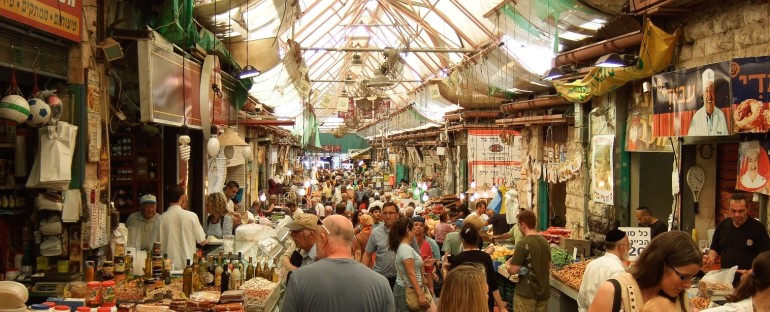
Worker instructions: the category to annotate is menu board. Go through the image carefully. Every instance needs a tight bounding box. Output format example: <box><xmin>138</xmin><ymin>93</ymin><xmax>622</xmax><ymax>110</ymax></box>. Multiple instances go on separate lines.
<box><xmin>467</xmin><ymin>129</ymin><xmax>521</xmax><ymax>188</ymax></box>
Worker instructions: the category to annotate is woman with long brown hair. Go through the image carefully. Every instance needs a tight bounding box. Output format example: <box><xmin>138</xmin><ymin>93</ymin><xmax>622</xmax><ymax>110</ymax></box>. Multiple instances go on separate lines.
<box><xmin>589</xmin><ymin>231</ymin><xmax>702</xmax><ymax>312</ymax></box>
<box><xmin>438</xmin><ymin>263</ymin><xmax>488</xmax><ymax>312</ymax></box>
<box><xmin>205</xmin><ymin>192</ymin><xmax>233</xmax><ymax>239</ymax></box>
<box><xmin>389</xmin><ymin>217</ymin><xmax>431</xmax><ymax>312</ymax></box>
<box><xmin>702</xmin><ymin>250</ymin><xmax>770</xmax><ymax>311</ymax></box>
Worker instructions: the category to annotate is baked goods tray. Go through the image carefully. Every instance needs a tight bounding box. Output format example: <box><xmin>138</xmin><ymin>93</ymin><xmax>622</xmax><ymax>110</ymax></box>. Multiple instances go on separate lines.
<box><xmin>245</xmin><ymin>283</ymin><xmax>284</xmax><ymax>312</ymax></box>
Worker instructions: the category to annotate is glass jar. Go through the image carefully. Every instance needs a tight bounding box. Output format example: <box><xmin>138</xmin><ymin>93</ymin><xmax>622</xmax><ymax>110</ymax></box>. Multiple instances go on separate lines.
<box><xmin>102</xmin><ymin>261</ymin><xmax>114</xmax><ymax>280</ymax></box>
<box><xmin>143</xmin><ymin>278</ymin><xmax>157</xmax><ymax>297</ymax></box>
<box><xmin>87</xmin><ymin>281</ymin><xmax>102</xmax><ymax>307</ymax></box>
<box><xmin>68</xmin><ymin>281</ymin><xmax>87</xmax><ymax>298</ymax></box>
<box><xmin>30</xmin><ymin>304</ymin><xmax>49</xmax><ymax>312</ymax></box>
<box><xmin>100</xmin><ymin>280</ymin><xmax>116</xmax><ymax>305</ymax></box>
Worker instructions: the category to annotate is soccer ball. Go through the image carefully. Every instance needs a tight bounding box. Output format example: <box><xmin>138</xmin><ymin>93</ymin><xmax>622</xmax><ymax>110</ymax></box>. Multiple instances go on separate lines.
<box><xmin>0</xmin><ymin>95</ymin><xmax>30</xmax><ymax>125</ymax></box>
<box><xmin>26</xmin><ymin>98</ymin><xmax>51</xmax><ymax>127</ymax></box>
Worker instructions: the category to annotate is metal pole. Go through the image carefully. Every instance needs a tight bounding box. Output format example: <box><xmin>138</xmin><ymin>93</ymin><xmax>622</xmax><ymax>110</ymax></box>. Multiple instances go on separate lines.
<box><xmin>300</xmin><ymin>47</ymin><xmax>478</xmax><ymax>53</ymax></box>
<box><xmin>310</xmin><ymin>79</ymin><xmax>423</xmax><ymax>83</ymax></box>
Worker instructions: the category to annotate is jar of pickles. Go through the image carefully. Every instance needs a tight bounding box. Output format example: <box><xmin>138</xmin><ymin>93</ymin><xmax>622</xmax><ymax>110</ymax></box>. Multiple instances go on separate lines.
<box><xmin>100</xmin><ymin>280</ymin><xmax>116</xmax><ymax>305</ymax></box>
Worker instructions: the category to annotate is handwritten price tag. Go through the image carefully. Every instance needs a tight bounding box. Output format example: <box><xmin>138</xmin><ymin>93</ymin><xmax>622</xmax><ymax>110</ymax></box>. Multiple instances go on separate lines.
<box><xmin>618</xmin><ymin>227</ymin><xmax>651</xmax><ymax>261</ymax></box>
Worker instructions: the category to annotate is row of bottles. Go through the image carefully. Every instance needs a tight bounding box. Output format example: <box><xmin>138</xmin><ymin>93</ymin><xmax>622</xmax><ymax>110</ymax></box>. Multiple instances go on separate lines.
<box><xmin>181</xmin><ymin>251</ymin><xmax>279</xmax><ymax>296</ymax></box>
<box><xmin>0</xmin><ymin>195</ymin><xmax>27</xmax><ymax>209</ymax></box>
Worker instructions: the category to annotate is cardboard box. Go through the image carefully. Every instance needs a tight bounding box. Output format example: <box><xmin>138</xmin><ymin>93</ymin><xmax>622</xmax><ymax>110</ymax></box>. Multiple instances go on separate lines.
<box><xmin>559</xmin><ymin>238</ymin><xmax>591</xmax><ymax>258</ymax></box>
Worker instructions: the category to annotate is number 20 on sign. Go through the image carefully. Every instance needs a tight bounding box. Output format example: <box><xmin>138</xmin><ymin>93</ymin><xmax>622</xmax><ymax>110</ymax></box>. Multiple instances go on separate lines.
<box><xmin>618</xmin><ymin>227</ymin><xmax>651</xmax><ymax>261</ymax></box>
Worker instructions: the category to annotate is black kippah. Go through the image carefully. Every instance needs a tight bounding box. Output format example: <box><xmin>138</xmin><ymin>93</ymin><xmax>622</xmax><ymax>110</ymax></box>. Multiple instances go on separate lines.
<box><xmin>605</xmin><ymin>229</ymin><xmax>627</xmax><ymax>243</ymax></box>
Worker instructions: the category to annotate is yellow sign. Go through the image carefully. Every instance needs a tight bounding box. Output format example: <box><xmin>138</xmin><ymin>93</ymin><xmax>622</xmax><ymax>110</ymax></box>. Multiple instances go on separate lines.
<box><xmin>552</xmin><ymin>22</ymin><xmax>679</xmax><ymax>103</ymax></box>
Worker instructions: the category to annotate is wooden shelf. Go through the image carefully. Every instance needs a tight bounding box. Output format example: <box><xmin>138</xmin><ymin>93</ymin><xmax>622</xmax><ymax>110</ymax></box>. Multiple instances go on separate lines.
<box><xmin>0</xmin><ymin>209</ymin><xmax>25</xmax><ymax>216</ymax></box>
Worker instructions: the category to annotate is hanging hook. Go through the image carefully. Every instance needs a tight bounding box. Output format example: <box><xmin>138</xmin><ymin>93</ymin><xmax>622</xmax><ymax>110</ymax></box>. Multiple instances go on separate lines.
<box><xmin>32</xmin><ymin>47</ymin><xmax>41</xmax><ymax>71</ymax></box>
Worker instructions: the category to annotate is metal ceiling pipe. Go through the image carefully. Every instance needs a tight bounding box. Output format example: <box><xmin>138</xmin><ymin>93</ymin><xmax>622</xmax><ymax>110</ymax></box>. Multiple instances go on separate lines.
<box><xmin>461</xmin><ymin>111</ymin><xmax>501</xmax><ymax>119</ymax></box>
<box><xmin>553</xmin><ymin>31</ymin><xmax>643</xmax><ymax>66</ymax></box>
<box><xmin>500</xmin><ymin>96</ymin><xmax>569</xmax><ymax>113</ymax></box>
<box><xmin>239</xmin><ymin>119</ymin><xmax>296</xmax><ymax>126</ymax></box>
<box><xmin>300</xmin><ymin>47</ymin><xmax>478</xmax><ymax>53</ymax></box>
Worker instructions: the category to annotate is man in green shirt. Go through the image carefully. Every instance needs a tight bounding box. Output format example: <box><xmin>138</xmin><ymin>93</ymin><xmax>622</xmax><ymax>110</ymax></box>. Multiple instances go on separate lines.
<box><xmin>491</xmin><ymin>208</ymin><xmax>526</xmax><ymax>244</ymax></box>
<box><xmin>507</xmin><ymin>210</ymin><xmax>550</xmax><ymax>312</ymax></box>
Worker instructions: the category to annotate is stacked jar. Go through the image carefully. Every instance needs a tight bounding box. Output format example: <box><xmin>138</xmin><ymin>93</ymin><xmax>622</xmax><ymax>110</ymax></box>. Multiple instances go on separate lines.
<box><xmin>86</xmin><ymin>281</ymin><xmax>102</xmax><ymax>307</ymax></box>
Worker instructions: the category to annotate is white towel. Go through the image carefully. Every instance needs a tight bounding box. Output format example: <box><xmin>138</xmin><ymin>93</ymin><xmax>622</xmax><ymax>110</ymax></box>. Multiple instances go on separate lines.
<box><xmin>40</xmin><ymin>216</ymin><xmax>62</xmax><ymax>235</ymax></box>
<box><xmin>39</xmin><ymin>236</ymin><xmax>62</xmax><ymax>256</ymax></box>
<box><xmin>35</xmin><ymin>193</ymin><xmax>63</xmax><ymax>211</ymax></box>
<box><xmin>62</xmin><ymin>189</ymin><xmax>81</xmax><ymax>223</ymax></box>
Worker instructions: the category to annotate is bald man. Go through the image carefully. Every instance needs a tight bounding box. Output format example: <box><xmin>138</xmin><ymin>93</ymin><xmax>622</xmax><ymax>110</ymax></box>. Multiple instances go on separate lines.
<box><xmin>281</xmin><ymin>215</ymin><xmax>395</xmax><ymax>312</ymax></box>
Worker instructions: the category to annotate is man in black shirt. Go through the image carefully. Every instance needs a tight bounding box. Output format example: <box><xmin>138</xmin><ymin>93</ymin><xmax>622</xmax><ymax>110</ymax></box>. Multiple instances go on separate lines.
<box><xmin>635</xmin><ymin>206</ymin><xmax>668</xmax><ymax>238</ymax></box>
<box><xmin>708</xmin><ymin>193</ymin><xmax>770</xmax><ymax>285</ymax></box>
<box><xmin>486</xmin><ymin>212</ymin><xmax>512</xmax><ymax>236</ymax></box>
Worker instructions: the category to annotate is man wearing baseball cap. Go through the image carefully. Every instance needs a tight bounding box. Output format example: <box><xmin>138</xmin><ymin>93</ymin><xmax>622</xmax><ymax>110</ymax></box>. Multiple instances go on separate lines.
<box><xmin>688</xmin><ymin>68</ymin><xmax>728</xmax><ymax>136</ymax></box>
<box><xmin>281</xmin><ymin>214</ymin><xmax>320</xmax><ymax>273</ymax></box>
<box><xmin>125</xmin><ymin>194</ymin><xmax>161</xmax><ymax>251</ymax></box>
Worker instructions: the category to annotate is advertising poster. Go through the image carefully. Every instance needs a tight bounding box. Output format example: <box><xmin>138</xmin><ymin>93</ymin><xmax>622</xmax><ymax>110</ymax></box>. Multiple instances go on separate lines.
<box><xmin>626</xmin><ymin>91</ymin><xmax>675</xmax><ymax>152</ymax></box>
<box><xmin>737</xmin><ymin>140</ymin><xmax>770</xmax><ymax>195</ymax></box>
<box><xmin>731</xmin><ymin>57</ymin><xmax>770</xmax><ymax>133</ymax></box>
<box><xmin>652</xmin><ymin>62</ymin><xmax>732</xmax><ymax>137</ymax></box>
<box><xmin>591</xmin><ymin>135</ymin><xmax>614</xmax><ymax>205</ymax></box>
<box><xmin>468</xmin><ymin>129</ymin><xmax>521</xmax><ymax>188</ymax></box>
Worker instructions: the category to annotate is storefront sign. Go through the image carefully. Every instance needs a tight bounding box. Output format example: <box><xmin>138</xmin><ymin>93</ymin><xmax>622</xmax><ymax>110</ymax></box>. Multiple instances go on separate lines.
<box><xmin>626</xmin><ymin>92</ymin><xmax>675</xmax><ymax>152</ymax></box>
<box><xmin>731</xmin><ymin>57</ymin><xmax>770</xmax><ymax>133</ymax></box>
<box><xmin>737</xmin><ymin>140</ymin><xmax>770</xmax><ymax>195</ymax></box>
<box><xmin>591</xmin><ymin>135</ymin><xmax>614</xmax><ymax>205</ymax></box>
<box><xmin>468</xmin><ymin>129</ymin><xmax>521</xmax><ymax>188</ymax></box>
<box><xmin>652</xmin><ymin>62</ymin><xmax>732</xmax><ymax>137</ymax></box>
<box><xmin>322</xmin><ymin>145</ymin><xmax>341</xmax><ymax>153</ymax></box>
<box><xmin>618</xmin><ymin>227</ymin><xmax>651</xmax><ymax>261</ymax></box>
<box><xmin>0</xmin><ymin>0</ymin><xmax>82</xmax><ymax>42</ymax></box>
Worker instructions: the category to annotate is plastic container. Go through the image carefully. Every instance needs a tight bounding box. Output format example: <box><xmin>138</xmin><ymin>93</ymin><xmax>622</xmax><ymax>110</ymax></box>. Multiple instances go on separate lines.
<box><xmin>86</xmin><ymin>281</ymin><xmax>101</xmax><ymax>307</ymax></box>
<box><xmin>53</xmin><ymin>306</ymin><xmax>69</xmax><ymax>312</ymax></box>
<box><xmin>0</xmin><ymin>281</ymin><xmax>28</xmax><ymax>308</ymax></box>
<box><xmin>76</xmin><ymin>307</ymin><xmax>91</xmax><ymax>312</ymax></box>
<box><xmin>97</xmin><ymin>307</ymin><xmax>112</xmax><ymax>312</ymax></box>
<box><xmin>100</xmin><ymin>280</ymin><xmax>116</xmax><ymax>305</ymax></box>
<box><xmin>30</xmin><ymin>305</ymin><xmax>49</xmax><ymax>311</ymax></box>
<box><xmin>68</xmin><ymin>281</ymin><xmax>87</xmax><ymax>298</ymax></box>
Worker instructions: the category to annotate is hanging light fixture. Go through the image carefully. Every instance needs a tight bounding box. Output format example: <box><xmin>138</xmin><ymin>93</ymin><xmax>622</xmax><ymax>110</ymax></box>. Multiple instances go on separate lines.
<box><xmin>542</xmin><ymin>65</ymin><xmax>576</xmax><ymax>81</ymax></box>
<box><xmin>422</xmin><ymin>193</ymin><xmax>429</xmax><ymax>202</ymax></box>
<box><xmin>179</xmin><ymin>125</ymin><xmax>191</xmax><ymax>161</ymax></box>
<box><xmin>217</xmin><ymin>126</ymin><xmax>248</xmax><ymax>159</ymax></box>
<box><xmin>178</xmin><ymin>52</ymin><xmax>191</xmax><ymax>161</ymax></box>
<box><xmin>286</xmin><ymin>169</ymin><xmax>293</xmax><ymax>176</ymax></box>
<box><xmin>413</xmin><ymin>188</ymin><xmax>420</xmax><ymax>196</ymax></box>
<box><xmin>470</xmin><ymin>180</ymin><xmax>477</xmax><ymax>189</ymax></box>
<box><xmin>298</xmin><ymin>188</ymin><xmax>306</xmax><ymax>196</ymax></box>
<box><xmin>239</xmin><ymin>65</ymin><xmax>260</xmax><ymax>79</ymax></box>
<box><xmin>207</xmin><ymin>126</ymin><xmax>221</xmax><ymax>158</ymax></box>
<box><xmin>242</xmin><ymin>138</ymin><xmax>252</xmax><ymax>161</ymax></box>
<box><xmin>459</xmin><ymin>193</ymin><xmax>465</xmax><ymax>200</ymax></box>
<box><xmin>595</xmin><ymin>53</ymin><xmax>638</xmax><ymax>68</ymax></box>
<box><xmin>350</xmin><ymin>54</ymin><xmax>364</xmax><ymax>75</ymax></box>
<box><xmin>259</xmin><ymin>192</ymin><xmax>266</xmax><ymax>202</ymax></box>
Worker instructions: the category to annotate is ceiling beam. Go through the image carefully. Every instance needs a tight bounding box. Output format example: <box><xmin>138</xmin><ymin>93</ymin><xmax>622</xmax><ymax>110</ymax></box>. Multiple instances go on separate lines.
<box><xmin>483</xmin><ymin>0</ymin><xmax>515</xmax><ymax>19</ymax></box>
<box><xmin>421</xmin><ymin>0</ymin><xmax>478</xmax><ymax>49</ymax></box>
<box><xmin>299</xmin><ymin>46</ymin><xmax>477</xmax><ymax>53</ymax></box>
<box><xmin>448</xmin><ymin>0</ymin><xmax>495</xmax><ymax>38</ymax></box>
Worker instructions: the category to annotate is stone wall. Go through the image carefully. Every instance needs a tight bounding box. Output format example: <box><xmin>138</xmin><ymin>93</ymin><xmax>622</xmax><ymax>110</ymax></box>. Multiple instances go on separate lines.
<box><xmin>587</xmin><ymin>92</ymin><xmax>620</xmax><ymax>252</ymax></box>
<box><xmin>672</xmin><ymin>0</ymin><xmax>770</xmax><ymax>239</ymax></box>
<box><xmin>677</xmin><ymin>0</ymin><xmax>770</xmax><ymax>69</ymax></box>
<box><xmin>565</xmin><ymin>125</ymin><xmax>586</xmax><ymax>238</ymax></box>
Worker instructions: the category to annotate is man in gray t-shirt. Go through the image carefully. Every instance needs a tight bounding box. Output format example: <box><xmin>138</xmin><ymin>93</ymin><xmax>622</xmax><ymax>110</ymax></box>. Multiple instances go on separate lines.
<box><xmin>281</xmin><ymin>215</ymin><xmax>395</xmax><ymax>312</ymax></box>
<box><xmin>362</xmin><ymin>202</ymin><xmax>419</xmax><ymax>288</ymax></box>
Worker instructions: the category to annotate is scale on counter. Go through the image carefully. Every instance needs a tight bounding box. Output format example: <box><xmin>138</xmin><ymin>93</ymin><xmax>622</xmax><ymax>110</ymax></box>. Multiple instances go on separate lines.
<box><xmin>29</xmin><ymin>272</ymin><xmax>83</xmax><ymax>298</ymax></box>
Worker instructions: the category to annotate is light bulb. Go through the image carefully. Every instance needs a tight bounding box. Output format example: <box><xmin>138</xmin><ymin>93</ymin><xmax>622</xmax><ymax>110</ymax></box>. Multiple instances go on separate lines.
<box><xmin>421</xmin><ymin>182</ymin><xmax>428</xmax><ymax>191</ymax></box>
<box><xmin>413</xmin><ymin>188</ymin><xmax>420</xmax><ymax>196</ymax></box>
<box><xmin>299</xmin><ymin>188</ymin><xmax>306</xmax><ymax>196</ymax></box>
<box><xmin>304</xmin><ymin>181</ymin><xmax>311</xmax><ymax>188</ymax></box>
<box><xmin>422</xmin><ymin>193</ymin><xmax>429</xmax><ymax>201</ymax></box>
<box><xmin>470</xmin><ymin>181</ymin><xmax>477</xmax><ymax>189</ymax></box>
<box><xmin>242</xmin><ymin>145</ymin><xmax>252</xmax><ymax>160</ymax></box>
<box><xmin>178</xmin><ymin>136</ymin><xmax>191</xmax><ymax>161</ymax></box>
<box><xmin>491</xmin><ymin>185</ymin><xmax>498</xmax><ymax>194</ymax></box>
<box><xmin>259</xmin><ymin>193</ymin><xmax>266</xmax><ymax>202</ymax></box>
<box><xmin>482</xmin><ymin>191</ymin><xmax>488</xmax><ymax>198</ymax></box>
<box><xmin>207</xmin><ymin>136</ymin><xmax>220</xmax><ymax>158</ymax></box>
<box><xmin>287</xmin><ymin>170</ymin><xmax>293</xmax><ymax>176</ymax></box>
<box><xmin>459</xmin><ymin>193</ymin><xmax>465</xmax><ymax>200</ymax></box>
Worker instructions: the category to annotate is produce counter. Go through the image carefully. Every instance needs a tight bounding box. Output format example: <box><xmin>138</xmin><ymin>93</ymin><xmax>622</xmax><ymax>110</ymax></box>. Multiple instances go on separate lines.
<box><xmin>548</xmin><ymin>260</ymin><xmax>589</xmax><ymax>312</ymax></box>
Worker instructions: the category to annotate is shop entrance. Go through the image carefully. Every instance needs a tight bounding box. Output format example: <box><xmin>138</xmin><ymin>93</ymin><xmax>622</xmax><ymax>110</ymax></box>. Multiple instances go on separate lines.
<box><xmin>634</xmin><ymin>152</ymin><xmax>674</xmax><ymax>226</ymax></box>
